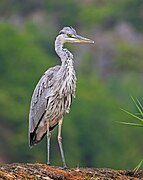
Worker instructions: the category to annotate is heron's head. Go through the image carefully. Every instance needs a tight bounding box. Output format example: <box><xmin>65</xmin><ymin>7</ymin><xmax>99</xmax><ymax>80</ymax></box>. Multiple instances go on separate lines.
<box><xmin>58</xmin><ymin>27</ymin><xmax>94</xmax><ymax>44</ymax></box>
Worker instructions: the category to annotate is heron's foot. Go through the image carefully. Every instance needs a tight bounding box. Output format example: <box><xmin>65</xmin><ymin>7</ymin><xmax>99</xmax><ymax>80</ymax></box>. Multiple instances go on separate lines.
<box><xmin>47</xmin><ymin>162</ymin><xmax>51</xmax><ymax>166</ymax></box>
<box><xmin>62</xmin><ymin>164</ymin><xmax>68</xmax><ymax>169</ymax></box>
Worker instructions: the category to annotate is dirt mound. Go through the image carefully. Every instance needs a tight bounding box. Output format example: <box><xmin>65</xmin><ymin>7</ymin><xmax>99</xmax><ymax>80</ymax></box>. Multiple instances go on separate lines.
<box><xmin>0</xmin><ymin>163</ymin><xmax>143</xmax><ymax>180</ymax></box>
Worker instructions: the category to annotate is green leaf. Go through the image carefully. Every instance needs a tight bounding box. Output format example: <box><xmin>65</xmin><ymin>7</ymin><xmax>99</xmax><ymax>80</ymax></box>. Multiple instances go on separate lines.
<box><xmin>120</xmin><ymin>108</ymin><xmax>143</xmax><ymax>123</ymax></box>
<box><xmin>133</xmin><ymin>159</ymin><xmax>143</xmax><ymax>174</ymax></box>
<box><xmin>137</xmin><ymin>98</ymin><xmax>143</xmax><ymax>117</ymax></box>
<box><xmin>131</xmin><ymin>96</ymin><xmax>143</xmax><ymax>118</ymax></box>
<box><xmin>116</xmin><ymin>121</ymin><xmax>143</xmax><ymax>127</ymax></box>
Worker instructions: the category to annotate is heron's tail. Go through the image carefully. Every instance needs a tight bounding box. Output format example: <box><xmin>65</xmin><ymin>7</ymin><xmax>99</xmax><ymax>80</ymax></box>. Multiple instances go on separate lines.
<box><xmin>29</xmin><ymin>132</ymin><xmax>36</xmax><ymax>147</ymax></box>
<box><xmin>29</xmin><ymin>131</ymin><xmax>47</xmax><ymax>148</ymax></box>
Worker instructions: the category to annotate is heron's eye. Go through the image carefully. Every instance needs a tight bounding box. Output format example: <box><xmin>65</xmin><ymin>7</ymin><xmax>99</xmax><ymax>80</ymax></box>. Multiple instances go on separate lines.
<box><xmin>67</xmin><ymin>34</ymin><xmax>74</xmax><ymax>38</ymax></box>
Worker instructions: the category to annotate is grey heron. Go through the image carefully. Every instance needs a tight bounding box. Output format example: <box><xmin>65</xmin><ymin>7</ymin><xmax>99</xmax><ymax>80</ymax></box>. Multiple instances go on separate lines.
<box><xmin>29</xmin><ymin>27</ymin><xmax>94</xmax><ymax>168</ymax></box>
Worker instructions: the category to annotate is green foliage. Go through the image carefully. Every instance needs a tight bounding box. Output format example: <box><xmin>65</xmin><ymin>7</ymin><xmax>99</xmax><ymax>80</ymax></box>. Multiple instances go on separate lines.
<box><xmin>116</xmin><ymin>0</ymin><xmax>143</xmax><ymax>31</ymax></box>
<box><xmin>0</xmin><ymin>23</ymin><xmax>55</xmax><ymax>162</ymax></box>
<box><xmin>0</xmin><ymin>23</ymin><xmax>54</xmax><ymax>122</ymax></box>
<box><xmin>80</xmin><ymin>0</ymin><xmax>143</xmax><ymax>31</ymax></box>
<box><xmin>116</xmin><ymin>42</ymin><xmax>143</xmax><ymax>71</ymax></box>
<box><xmin>80</xmin><ymin>2</ymin><xmax>116</xmax><ymax>26</ymax></box>
<box><xmin>45</xmin><ymin>0</ymin><xmax>80</xmax><ymax>26</ymax></box>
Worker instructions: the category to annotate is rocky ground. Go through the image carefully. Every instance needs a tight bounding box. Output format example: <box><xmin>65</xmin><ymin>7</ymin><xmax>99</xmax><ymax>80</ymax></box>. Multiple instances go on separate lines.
<box><xmin>0</xmin><ymin>163</ymin><xmax>143</xmax><ymax>180</ymax></box>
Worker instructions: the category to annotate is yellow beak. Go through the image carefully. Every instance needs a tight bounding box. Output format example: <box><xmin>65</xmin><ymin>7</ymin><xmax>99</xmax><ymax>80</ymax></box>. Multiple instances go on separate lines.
<box><xmin>75</xmin><ymin>35</ymin><xmax>94</xmax><ymax>43</ymax></box>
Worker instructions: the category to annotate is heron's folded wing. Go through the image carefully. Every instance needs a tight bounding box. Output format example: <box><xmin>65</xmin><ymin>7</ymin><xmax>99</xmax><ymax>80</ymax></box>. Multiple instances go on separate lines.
<box><xmin>29</xmin><ymin>65</ymin><xmax>60</xmax><ymax>133</ymax></box>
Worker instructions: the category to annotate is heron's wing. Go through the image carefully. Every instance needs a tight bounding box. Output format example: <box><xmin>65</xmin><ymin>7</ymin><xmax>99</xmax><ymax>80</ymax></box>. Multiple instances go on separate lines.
<box><xmin>29</xmin><ymin>65</ymin><xmax>60</xmax><ymax>133</ymax></box>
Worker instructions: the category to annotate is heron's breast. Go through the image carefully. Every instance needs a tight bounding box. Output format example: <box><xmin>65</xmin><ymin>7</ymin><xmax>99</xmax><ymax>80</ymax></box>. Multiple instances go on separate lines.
<box><xmin>47</xmin><ymin>93</ymin><xmax>72</xmax><ymax>114</ymax></box>
<box><xmin>45</xmin><ymin>93</ymin><xmax>72</xmax><ymax>125</ymax></box>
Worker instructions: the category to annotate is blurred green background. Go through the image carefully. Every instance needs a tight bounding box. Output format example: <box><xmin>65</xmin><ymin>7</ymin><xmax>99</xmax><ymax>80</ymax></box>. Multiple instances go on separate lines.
<box><xmin>0</xmin><ymin>0</ymin><xmax>143</xmax><ymax>169</ymax></box>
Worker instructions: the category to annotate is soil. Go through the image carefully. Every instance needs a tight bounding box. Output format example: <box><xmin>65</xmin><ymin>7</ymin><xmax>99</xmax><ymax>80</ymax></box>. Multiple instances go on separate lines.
<box><xmin>0</xmin><ymin>163</ymin><xmax>143</xmax><ymax>180</ymax></box>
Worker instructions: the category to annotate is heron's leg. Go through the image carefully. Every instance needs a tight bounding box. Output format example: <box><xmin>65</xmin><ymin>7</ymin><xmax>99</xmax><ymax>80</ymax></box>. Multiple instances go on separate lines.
<box><xmin>58</xmin><ymin>118</ymin><xmax>67</xmax><ymax>168</ymax></box>
<box><xmin>47</xmin><ymin>121</ymin><xmax>51</xmax><ymax>165</ymax></box>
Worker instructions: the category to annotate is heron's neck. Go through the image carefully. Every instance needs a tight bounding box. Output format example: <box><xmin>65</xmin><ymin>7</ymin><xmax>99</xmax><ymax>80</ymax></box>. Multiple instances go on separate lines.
<box><xmin>55</xmin><ymin>36</ymin><xmax>76</xmax><ymax>96</ymax></box>
<box><xmin>55</xmin><ymin>36</ymin><xmax>73</xmax><ymax>60</ymax></box>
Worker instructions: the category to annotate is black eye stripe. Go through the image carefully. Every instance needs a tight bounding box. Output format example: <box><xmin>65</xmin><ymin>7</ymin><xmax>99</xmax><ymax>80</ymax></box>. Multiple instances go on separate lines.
<box><xmin>58</xmin><ymin>31</ymin><xmax>75</xmax><ymax>37</ymax></box>
<box><xmin>59</xmin><ymin>31</ymin><xmax>65</xmax><ymax>35</ymax></box>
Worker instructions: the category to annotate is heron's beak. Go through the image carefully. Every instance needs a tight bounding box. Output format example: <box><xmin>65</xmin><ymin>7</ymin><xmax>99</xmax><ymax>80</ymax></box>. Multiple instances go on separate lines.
<box><xmin>75</xmin><ymin>35</ymin><xmax>94</xmax><ymax>43</ymax></box>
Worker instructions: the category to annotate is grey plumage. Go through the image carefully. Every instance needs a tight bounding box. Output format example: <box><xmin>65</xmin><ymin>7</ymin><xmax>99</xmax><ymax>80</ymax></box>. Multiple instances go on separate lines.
<box><xmin>29</xmin><ymin>26</ymin><xmax>94</xmax><ymax>168</ymax></box>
